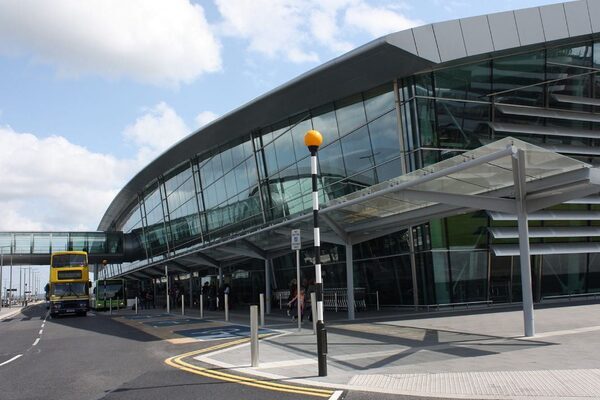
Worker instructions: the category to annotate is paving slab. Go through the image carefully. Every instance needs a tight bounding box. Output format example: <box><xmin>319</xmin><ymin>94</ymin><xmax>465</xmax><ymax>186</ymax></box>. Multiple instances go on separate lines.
<box><xmin>199</xmin><ymin>303</ymin><xmax>600</xmax><ymax>399</ymax></box>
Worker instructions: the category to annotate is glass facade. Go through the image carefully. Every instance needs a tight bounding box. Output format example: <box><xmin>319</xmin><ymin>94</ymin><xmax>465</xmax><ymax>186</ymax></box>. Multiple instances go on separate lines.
<box><xmin>107</xmin><ymin>37</ymin><xmax>600</xmax><ymax>307</ymax></box>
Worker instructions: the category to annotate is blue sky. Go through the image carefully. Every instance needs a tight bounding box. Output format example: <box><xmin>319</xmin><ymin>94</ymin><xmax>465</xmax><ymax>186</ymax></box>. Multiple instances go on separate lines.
<box><xmin>0</xmin><ymin>0</ymin><xmax>563</xmax><ymax>233</ymax></box>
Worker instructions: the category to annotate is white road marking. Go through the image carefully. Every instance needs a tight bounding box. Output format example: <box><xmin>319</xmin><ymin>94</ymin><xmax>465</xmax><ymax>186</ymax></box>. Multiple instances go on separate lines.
<box><xmin>0</xmin><ymin>354</ymin><xmax>22</xmax><ymax>367</ymax></box>
<box><xmin>41</xmin><ymin>323</ymin><xmax>45</xmax><ymax>328</ymax></box>
<box><xmin>32</xmin><ymin>338</ymin><xmax>40</xmax><ymax>346</ymax></box>
<box><xmin>328</xmin><ymin>390</ymin><xmax>343</xmax><ymax>400</ymax></box>
<box><xmin>38</xmin><ymin>329</ymin><xmax>43</xmax><ymax>335</ymax></box>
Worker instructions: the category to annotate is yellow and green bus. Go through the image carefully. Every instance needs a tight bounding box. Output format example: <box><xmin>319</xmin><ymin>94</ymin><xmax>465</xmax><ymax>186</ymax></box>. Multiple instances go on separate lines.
<box><xmin>46</xmin><ymin>251</ymin><xmax>91</xmax><ymax>317</ymax></box>
<box><xmin>90</xmin><ymin>279</ymin><xmax>126</xmax><ymax>310</ymax></box>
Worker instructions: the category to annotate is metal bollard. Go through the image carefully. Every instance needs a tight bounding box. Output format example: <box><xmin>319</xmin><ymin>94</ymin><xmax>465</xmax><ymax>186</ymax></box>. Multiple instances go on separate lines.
<box><xmin>109</xmin><ymin>299</ymin><xmax>112</xmax><ymax>315</ymax></box>
<box><xmin>334</xmin><ymin>292</ymin><xmax>338</xmax><ymax>313</ymax></box>
<box><xmin>279</xmin><ymin>292</ymin><xmax>282</xmax><ymax>310</ymax></box>
<box><xmin>117</xmin><ymin>297</ymin><xmax>120</xmax><ymax>311</ymax></box>
<box><xmin>376</xmin><ymin>290</ymin><xmax>380</xmax><ymax>311</ymax></box>
<box><xmin>259</xmin><ymin>293</ymin><xmax>265</xmax><ymax>327</ymax></box>
<box><xmin>135</xmin><ymin>297</ymin><xmax>138</xmax><ymax>314</ymax></box>
<box><xmin>224</xmin><ymin>294</ymin><xmax>229</xmax><ymax>322</ymax></box>
<box><xmin>250</xmin><ymin>305</ymin><xmax>259</xmax><ymax>367</ymax></box>
<box><xmin>199</xmin><ymin>294</ymin><xmax>203</xmax><ymax>319</ymax></box>
<box><xmin>181</xmin><ymin>294</ymin><xmax>185</xmax><ymax>316</ymax></box>
<box><xmin>167</xmin><ymin>293</ymin><xmax>170</xmax><ymax>314</ymax></box>
<box><xmin>311</xmin><ymin>292</ymin><xmax>317</xmax><ymax>335</ymax></box>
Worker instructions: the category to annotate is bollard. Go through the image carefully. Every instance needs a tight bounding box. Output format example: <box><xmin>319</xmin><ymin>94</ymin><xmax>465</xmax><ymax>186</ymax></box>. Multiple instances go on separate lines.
<box><xmin>279</xmin><ymin>292</ymin><xmax>282</xmax><ymax>310</ymax></box>
<box><xmin>376</xmin><ymin>290</ymin><xmax>380</xmax><ymax>311</ymax></box>
<box><xmin>250</xmin><ymin>305</ymin><xmax>259</xmax><ymax>367</ymax></box>
<box><xmin>311</xmin><ymin>292</ymin><xmax>317</xmax><ymax>335</ymax></box>
<box><xmin>109</xmin><ymin>299</ymin><xmax>112</xmax><ymax>315</ymax></box>
<box><xmin>224</xmin><ymin>294</ymin><xmax>229</xmax><ymax>322</ymax></box>
<box><xmin>334</xmin><ymin>292</ymin><xmax>338</xmax><ymax>313</ymax></box>
<box><xmin>259</xmin><ymin>293</ymin><xmax>265</xmax><ymax>327</ymax></box>
<box><xmin>117</xmin><ymin>297</ymin><xmax>120</xmax><ymax>311</ymax></box>
<box><xmin>181</xmin><ymin>294</ymin><xmax>185</xmax><ymax>316</ymax></box>
<box><xmin>135</xmin><ymin>297</ymin><xmax>138</xmax><ymax>314</ymax></box>
<box><xmin>167</xmin><ymin>293</ymin><xmax>170</xmax><ymax>313</ymax></box>
<box><xmin>199</xmin><ymin>294</ymin><xmax>203</xmax><ymax>319</ymax></box>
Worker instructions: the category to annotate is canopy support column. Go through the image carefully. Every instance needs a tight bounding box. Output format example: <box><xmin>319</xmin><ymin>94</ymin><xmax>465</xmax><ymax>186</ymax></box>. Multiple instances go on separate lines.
<box><xmin>512</xmin><ymin>148</ymin><xmax>535</xmax><ymax>337</ymax></box>
<box><xmin>345</xmin><ymin>242</ymin><xmax>355</xmax><ymax>320</ymax></box>
<box><xmin>265</xmin><ymin>259</ymin><xmax>271</xmax><ymax>314</ymax></box>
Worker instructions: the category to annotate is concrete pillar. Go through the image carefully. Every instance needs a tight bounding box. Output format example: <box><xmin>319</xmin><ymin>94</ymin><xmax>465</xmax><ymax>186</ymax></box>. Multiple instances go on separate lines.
<box><xmin>345</xmin><ymin>242</ymin><xmax>355</xmax><ymax>320</ymax></box>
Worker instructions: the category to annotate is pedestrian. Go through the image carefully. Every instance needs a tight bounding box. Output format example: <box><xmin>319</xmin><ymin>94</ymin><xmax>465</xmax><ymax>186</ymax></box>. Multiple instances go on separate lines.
<box><xmin>287</xmin><ymin>287</ymin><xmax>305</xmax><ymax>321</ymax></box>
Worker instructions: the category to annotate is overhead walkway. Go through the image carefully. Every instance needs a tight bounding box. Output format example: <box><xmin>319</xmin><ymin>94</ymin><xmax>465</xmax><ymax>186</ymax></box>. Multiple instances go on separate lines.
<box><xmin>0</xmin><ymin>231</ymin><xmax>124</xmax><ymax>265</ymax></box>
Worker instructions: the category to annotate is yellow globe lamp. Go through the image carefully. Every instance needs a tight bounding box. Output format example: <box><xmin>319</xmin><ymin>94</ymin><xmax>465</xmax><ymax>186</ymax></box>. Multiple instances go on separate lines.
<box><xmin>304</xmin><ymin>129</ymin><xmax>323</xmax><ymax>151</ymax></box>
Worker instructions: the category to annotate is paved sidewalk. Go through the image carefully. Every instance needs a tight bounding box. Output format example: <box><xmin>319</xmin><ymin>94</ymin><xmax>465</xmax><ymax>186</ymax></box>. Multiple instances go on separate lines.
<box><xmin>191</xmin><ymin>302</ymin><xmax>600</xmax><ymax>400</ymax></box>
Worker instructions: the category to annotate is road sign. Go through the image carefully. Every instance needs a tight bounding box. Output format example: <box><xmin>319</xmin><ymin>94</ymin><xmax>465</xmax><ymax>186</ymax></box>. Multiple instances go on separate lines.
<box><xmin>291</xmin><ymin>229</ymin><xmax>301</xmax><ymax>250</ymax></box>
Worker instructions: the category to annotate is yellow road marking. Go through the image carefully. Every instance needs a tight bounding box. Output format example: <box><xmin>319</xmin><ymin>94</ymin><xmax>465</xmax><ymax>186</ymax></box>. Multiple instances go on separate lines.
<box><xmin>165</xmin><ymin>338</ymin><xmax>335</xmax><ymax>398</ymax></box>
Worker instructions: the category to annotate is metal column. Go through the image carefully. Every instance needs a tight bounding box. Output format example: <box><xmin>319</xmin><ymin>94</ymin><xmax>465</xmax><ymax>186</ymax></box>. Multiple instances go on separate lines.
<box><xmin>265</xmin><ymin>259</ymin><xmax>271</xmax><ymax>314</ymax></box>
<box><xmin>512</xmin><ymin>148</ymin><xmax>535</xmax><ymax>337</ymax></box>
<box><xmin>345</xmin><ymin>242</ymin><xmax>355</xmax><ymax>320</ymax></box>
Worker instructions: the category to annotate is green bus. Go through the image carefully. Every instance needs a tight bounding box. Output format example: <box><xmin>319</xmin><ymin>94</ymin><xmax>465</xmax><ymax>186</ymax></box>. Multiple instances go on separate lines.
<box><xmin>90</xmin><ymin>279</ymin><xmax>126</xmax><ymax>310</ymax></box>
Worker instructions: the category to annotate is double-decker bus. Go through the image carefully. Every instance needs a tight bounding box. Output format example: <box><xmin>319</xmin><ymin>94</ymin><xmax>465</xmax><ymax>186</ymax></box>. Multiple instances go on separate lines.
<box><xmin>90</xmin><ymin>279</ymin><xmax>126</xmax><ymax>310</ymax></box>
<box><xmin>46</xmin><ymin>251</ymin><xmax>91</xmax><ymax>317</ymax></box>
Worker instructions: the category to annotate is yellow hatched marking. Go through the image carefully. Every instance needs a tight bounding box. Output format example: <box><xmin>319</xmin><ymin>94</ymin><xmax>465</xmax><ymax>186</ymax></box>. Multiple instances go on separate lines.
<box><xmin>165</xmin><ymin>338</ymin><xmax>334</xmax><ymax>398</ymax></box>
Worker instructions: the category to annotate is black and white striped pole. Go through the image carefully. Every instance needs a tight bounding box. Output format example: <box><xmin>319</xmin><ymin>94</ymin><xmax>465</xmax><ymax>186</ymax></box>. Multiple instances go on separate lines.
<box><xmin>305</xmin><ymin>129</ymin><xmax>327</xmax><ymax>377</ymax></box>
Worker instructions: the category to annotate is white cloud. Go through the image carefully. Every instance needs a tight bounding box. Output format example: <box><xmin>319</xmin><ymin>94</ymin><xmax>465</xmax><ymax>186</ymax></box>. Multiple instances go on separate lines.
<box><xmin>344</xmin><ymin>3</ymin><xmax>422</xmax><ymax>37</ymax></box>
<box><xmin>214</xmin><ymin>0</ymin><xmax>421</xmax><ymax>64</ymax></box>
<box><xmin>194</xmin><ymin>111</ymin><xmax>219</xmax><ymax>129</ymax></box>
<box><xmin>123</xmin><ymin>102</ymin><xmax>190</xmax><ymax>164</ymax></box>
<box><xmin>0</xmin><ymin>126</ymin><xmax>132</xmax><ymax>230</ymax></box>
<box><xmin>0</xmin><ymin>0</ymin><xmax>221</xmax><ymax>86</ymax></box>
<box><xmin>0</xmin><ymin>101</ymin><xmax>201</xmax><ymax>231</ymax></box>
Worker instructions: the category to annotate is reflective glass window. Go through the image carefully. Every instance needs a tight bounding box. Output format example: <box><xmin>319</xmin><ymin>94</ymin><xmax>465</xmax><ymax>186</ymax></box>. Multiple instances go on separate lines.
<box><xmin>492</xmin><ymin>50</ymin><xmax>545</xmax><ymax>106</ymax></box>
<box><xmin>364</xmin><ymin>86</ymin><xmax>395</xmax><ymax>121</ymax></box>
<box><xmin>311</xmin><ymin>105</ymin><xmax>339</xmax><ymax>145</ymax></box>
<box><xmin>262</xmin><ymin>143</ymin><xmax>278</xmax><ymax>178</ymax></box>
<box><xmin>449</xmin><ymin>251</ymin><xmax>488</xmax><ymax>302</ymax></box>
<box><xmin>341</xmin><ymin>126</ymin><xmax>375</xmax><ymax>178</ymax></box>
<box><xmin>318</xmin><ymin>142</ymin><xmax>346</xmax><ymax>181</ymax></box>
<box><xmin>547</xmin><ymin>43</ymin><xmax>593</xmax><ymax>110</ymax></box>
<box><xmin>51</xmin><ymin>234</ymin><xmax>68</xmax><ymax>252</ymax></box>
<box><xmin>273</xmin><ymin>129</ymin><xmax>296</xmax><ymax>173</ymax></box>
<box><xmin>369</xmin><ymin>110</ymin><xmax>401</xmax><ymax>166</ymax></box>
<box><xmin>33</xmin><ymin>234</ymin><xmax>51</xmax><ymax>254</ymax></box>
<box><xmin>291</xmin><ymin>118</ymin><xmax>312</xmax><ymax>162</ymax></box>
<box><xmin>541</xmin><ymin>254</ymin><xmax>587</xmax><ymax>296</ymax></box>
<box><xmin>336</xmin><ymin>95</ymin><xmax>367</xmax><ymax>135</ymax></box>
<box><xmin>434</xmin><ymin>62</ymin><xmax>491</xmax><ymax>100</ymax></box>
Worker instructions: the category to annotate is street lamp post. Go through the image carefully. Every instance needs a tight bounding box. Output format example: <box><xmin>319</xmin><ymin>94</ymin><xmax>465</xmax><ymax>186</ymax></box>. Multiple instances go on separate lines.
<box><xmin>304</xmin><ymin>129</ymin><xmax>328</xmax><ymax>377</ymax></box>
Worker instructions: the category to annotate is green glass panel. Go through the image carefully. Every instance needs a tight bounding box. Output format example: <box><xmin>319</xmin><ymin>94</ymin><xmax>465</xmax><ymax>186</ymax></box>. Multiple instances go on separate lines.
<box><xmin>541</xmin><ymin>254</ymin><xmax>586</xmax><ymax>297</ymax></box>
<box><xmin>492</xmin><ymin>50</ymin><xmax>545</xmax><ymax>106</ymax></box>
<box><xmin>449</xmin><ymin>251</ymin><xmax>488</xmax><ymax>302</ymax></box>
<box><xmin>434</xmin><ymin>61</ymin><xmax>491</xmax><ymax>100</ymax></box>
<box><xmin>446</xmin><ymin>212</ymin><xmax>488</xmax><ymax>249</ymax></box>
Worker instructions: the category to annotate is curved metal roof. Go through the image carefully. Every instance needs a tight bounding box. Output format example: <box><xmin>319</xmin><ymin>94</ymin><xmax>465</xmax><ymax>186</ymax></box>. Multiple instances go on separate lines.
<box><xmin>99</xmin><ymin>0</ymin><xmax>600</xmax><ymax>231</ymax></box>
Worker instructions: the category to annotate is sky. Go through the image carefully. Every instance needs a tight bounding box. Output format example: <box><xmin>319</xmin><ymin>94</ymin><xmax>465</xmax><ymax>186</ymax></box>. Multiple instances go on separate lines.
<box><xmin>0</xmin><ymin>0</ymin><xmax>565</xmax><ymax>234</ymax></box>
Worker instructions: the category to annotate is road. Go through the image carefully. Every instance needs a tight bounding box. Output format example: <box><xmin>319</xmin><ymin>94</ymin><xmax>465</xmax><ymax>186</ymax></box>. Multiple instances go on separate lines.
<box><xmin>0</xmin><ymin>304</ymin><xmax>452</xmax><ymax>400</ymax></box>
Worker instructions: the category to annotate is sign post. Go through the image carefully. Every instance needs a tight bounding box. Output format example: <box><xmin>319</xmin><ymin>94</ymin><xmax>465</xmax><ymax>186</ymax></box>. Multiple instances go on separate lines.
<box><xmin>291</xmin><ymin>229</ymin><xmax>301</xmax><ymax>332</ymax></box>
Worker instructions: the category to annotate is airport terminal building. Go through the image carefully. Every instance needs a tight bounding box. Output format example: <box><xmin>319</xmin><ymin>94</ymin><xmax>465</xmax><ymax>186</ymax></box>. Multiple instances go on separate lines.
<box><xmin>95</xmin><ymin>1</ymin><xmax>600</xmax><ymax>311</ymax></box>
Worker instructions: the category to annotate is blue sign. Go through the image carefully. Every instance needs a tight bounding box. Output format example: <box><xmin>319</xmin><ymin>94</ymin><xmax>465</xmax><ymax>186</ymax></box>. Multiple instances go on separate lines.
<box><xmin>143</xmin><ymin>318</ymin><xmax>204</xmax><ymax>327</ymax></box>
<box><xmin>175</xmin><ymin>325</ymin><xmax>276</xmax><ymax>341</ymax></box>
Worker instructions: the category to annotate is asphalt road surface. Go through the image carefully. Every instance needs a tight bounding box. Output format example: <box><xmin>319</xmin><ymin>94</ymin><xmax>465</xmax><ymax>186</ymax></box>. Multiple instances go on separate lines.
<box><xmin>0</xmin><ymin>304</ymin><xmax>460</xmax><ymax>400</ymax></box>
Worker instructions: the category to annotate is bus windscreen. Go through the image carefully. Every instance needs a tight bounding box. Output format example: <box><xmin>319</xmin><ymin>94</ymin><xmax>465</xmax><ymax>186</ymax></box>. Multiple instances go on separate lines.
<box><xmin>52</xmin><ymin>254</ymin><xmax>87</xmax><ymax>267</ymax></box>
<box><xmin>52</xmin><ymin>283</ymin><xmax>87</xmax><ymax>297</ymax></box>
